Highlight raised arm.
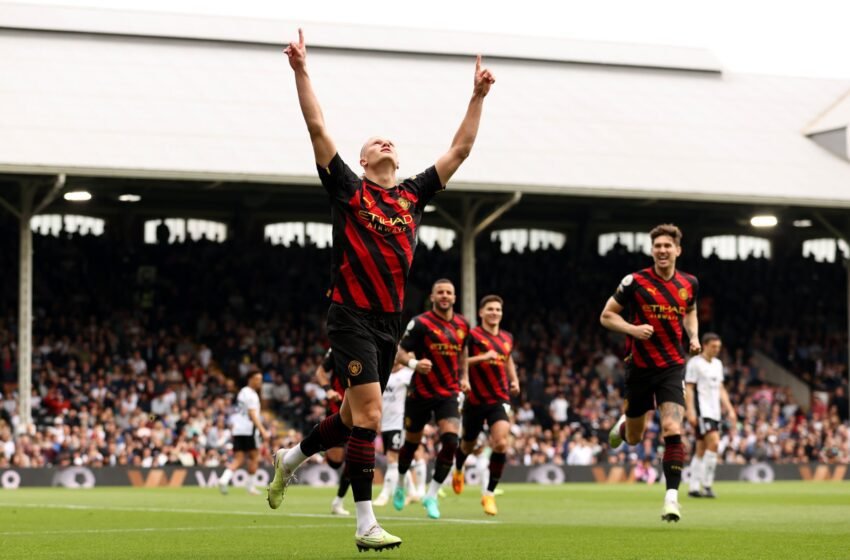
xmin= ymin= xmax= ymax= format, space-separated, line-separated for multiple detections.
xmin=285 ymin=28 xmax=337 ymax=167
xmin=435 ymin=55 xmax=496 ymax=185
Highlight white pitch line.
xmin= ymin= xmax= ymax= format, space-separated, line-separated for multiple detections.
xmin=6 ymin=503 xmax=498 ymax=525
xmin=0 ymin=524 xmax=323 ymax=537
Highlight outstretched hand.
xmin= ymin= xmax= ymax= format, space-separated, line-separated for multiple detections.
xmin=473 ymin=54 xmax=496 ymax=97
xmin=284 ymin=28 xmax=307 ymax=71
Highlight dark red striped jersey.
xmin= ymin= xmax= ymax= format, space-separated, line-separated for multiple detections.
xmin=612 ymin=267 xmax=699 ymax=369
xmin=317 ymin=154 xmax=444 ymax=313
xmin=321 ymin=349 xmax=346 ymax=414
xmin=399 ymin=311 xmax=470 ymax=399
xmin=467 ymin=326 xmax=513 ymax=406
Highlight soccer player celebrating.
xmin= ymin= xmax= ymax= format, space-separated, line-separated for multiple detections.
xmin=374 ymin=363 xmax=415 ymax=506
xmin=394 ymin=279 xmax=470 ymax=519
xmin=218 ymin=371 xmax=269 ymax=495
xmin=685 ymin=332 xmax=737 ymax=498
xmin=453 ymin=294 xmax=520 ymax=516
xmin=601 ymin=224 xmax=700 ymax=523
xmin=314 ymin=349 xmax=352 ymax=515
xmin=268 ymin=29 xmax=495 ymax=552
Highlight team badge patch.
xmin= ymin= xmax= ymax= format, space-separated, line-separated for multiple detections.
xmin=678 ymin=288 xmax=688 ymax=300
xmin=348 ymin=360 xmax=363 ymax=376
xmin=398 ymin=198 xmax=411 ymax=210
xmin=456 ymin=329 xmax=465 ymax=340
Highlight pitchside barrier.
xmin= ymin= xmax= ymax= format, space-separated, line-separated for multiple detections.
xmin=1 ymin=463 xmax=847 ymax=489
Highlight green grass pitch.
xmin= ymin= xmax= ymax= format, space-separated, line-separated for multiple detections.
xmin=1 ymin=482 xmax=848 ymax=559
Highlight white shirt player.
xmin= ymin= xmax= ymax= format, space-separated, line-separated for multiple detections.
xmin=685 ymin=355 xmax=724 ymax=421
xmin=231 ymin=386 xmax=261 ymax=437
xmin=381 ymin=367 xmax=414 ymax=432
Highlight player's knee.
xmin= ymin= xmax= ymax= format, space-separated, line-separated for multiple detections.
xmin=439 ymin=432 xmax=459 ymax=455
xmin=491 ymin=437 xmax=509 ymax=453
xmin=460 ymin=439 xmax=477 ymax=454
xmin=660 ymin=418 xmax=681 ymax=437
xmin=327 ymin=458 xmax=344 ymax=470
xmin=624 ymin=432 xmax=642 ymax=446
xmin=355 ymin=407 xmax=382 ymax=431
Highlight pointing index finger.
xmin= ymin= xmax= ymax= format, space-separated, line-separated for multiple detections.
xmin=298 ymin=28 xmax=305 ymax=47
xmin=475 ymin=54 xmax=481 ymax=73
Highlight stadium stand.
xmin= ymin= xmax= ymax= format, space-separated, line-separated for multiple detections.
xmin=0 ymin=222 xmax=846 ymax=469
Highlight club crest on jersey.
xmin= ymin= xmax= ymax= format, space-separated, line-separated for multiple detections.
xmin=456 ymin=329 xmax=466 ymax=340
xmin=678 ymin=288 xmax=688 ymax=300
xmin=502 ymin=342 xmax=511 ymax=353
xmin=348 ymin=360 xmax=363 ymax=377
xmin=397 ymin=197 xmax=411 ymax=211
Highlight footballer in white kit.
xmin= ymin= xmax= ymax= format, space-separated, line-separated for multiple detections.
xmin=219 ymin=371 xmax=269 ymax=495
xmin=685 ymin=333 xmax=736 ymax=498
xmin=374 ymin=365 xmax=414 ymax=506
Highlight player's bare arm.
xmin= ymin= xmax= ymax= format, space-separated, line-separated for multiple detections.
xmin=434 ymin=55 xmax=495 ymax=185
xmin=394 ymin=347 xmax=432 ymax=374
xmin=459 ymin=347 xmax=470 ymax=393
xmin=249 ymin=408 xmax=270 ymax=441
xmin=285 ymin=28 xmax=337 ymax=167
xmin=685 ymin=383 xmax=697 ymax=427
xmin=467 ymin=349 xmax=499 ymax=365
xmin=684 ymin=306 xmax=700 ymax=355
xmin=507 ymin=355 xmax=520 ymax=396
xmin=721 ymin=386 xmax=737 ymax=424
xmin=600 ymin=297 xmax=654 ymax=340
xmin=315 ymin=364 xmax=341 ymax=402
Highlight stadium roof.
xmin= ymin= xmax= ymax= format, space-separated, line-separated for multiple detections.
xmin=2 ymin=3 xmax=850 ymax=208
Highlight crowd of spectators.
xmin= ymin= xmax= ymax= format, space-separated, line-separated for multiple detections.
xmin=0 ymin=222 xmax=847 ymax=470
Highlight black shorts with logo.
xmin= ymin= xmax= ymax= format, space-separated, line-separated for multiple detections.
xmin=624 ymin=363 xmax=686 ymax=418
xmin=233 ymin=434 xmax=258 ymax=452
xmin=382 ymin=430 xmax=403 ymax=452
xmin=696 ymin=417 xmax=720 ymax=439
xmin=326 ymin=303 xmax=403 ymax=392
xmin=404 ymin=397 xmax=460 ymax=434
xmin=461 ymin=402 xmax=510 ymax=443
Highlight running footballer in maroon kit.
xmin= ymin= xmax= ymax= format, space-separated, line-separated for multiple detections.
xmin=453 ymin=294 xmax=520 ymax=517
xmin=267 ymin=28 xmax=496 ymax=552
xmin=600 ymin=223 xmax=700 ymax=523
xmin=393 ymin=279 xmax=469 ymax=519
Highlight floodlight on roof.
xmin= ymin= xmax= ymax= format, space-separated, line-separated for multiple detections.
xmin=63 ymin=191 xmax=91 ymax=202
xmin=750 ymin=215 xmax=778 ymax=228
xmin=119 ymin=194 xmax=141 ymax=202
xmin=792 ymin=219 xmax=812 ymax=228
